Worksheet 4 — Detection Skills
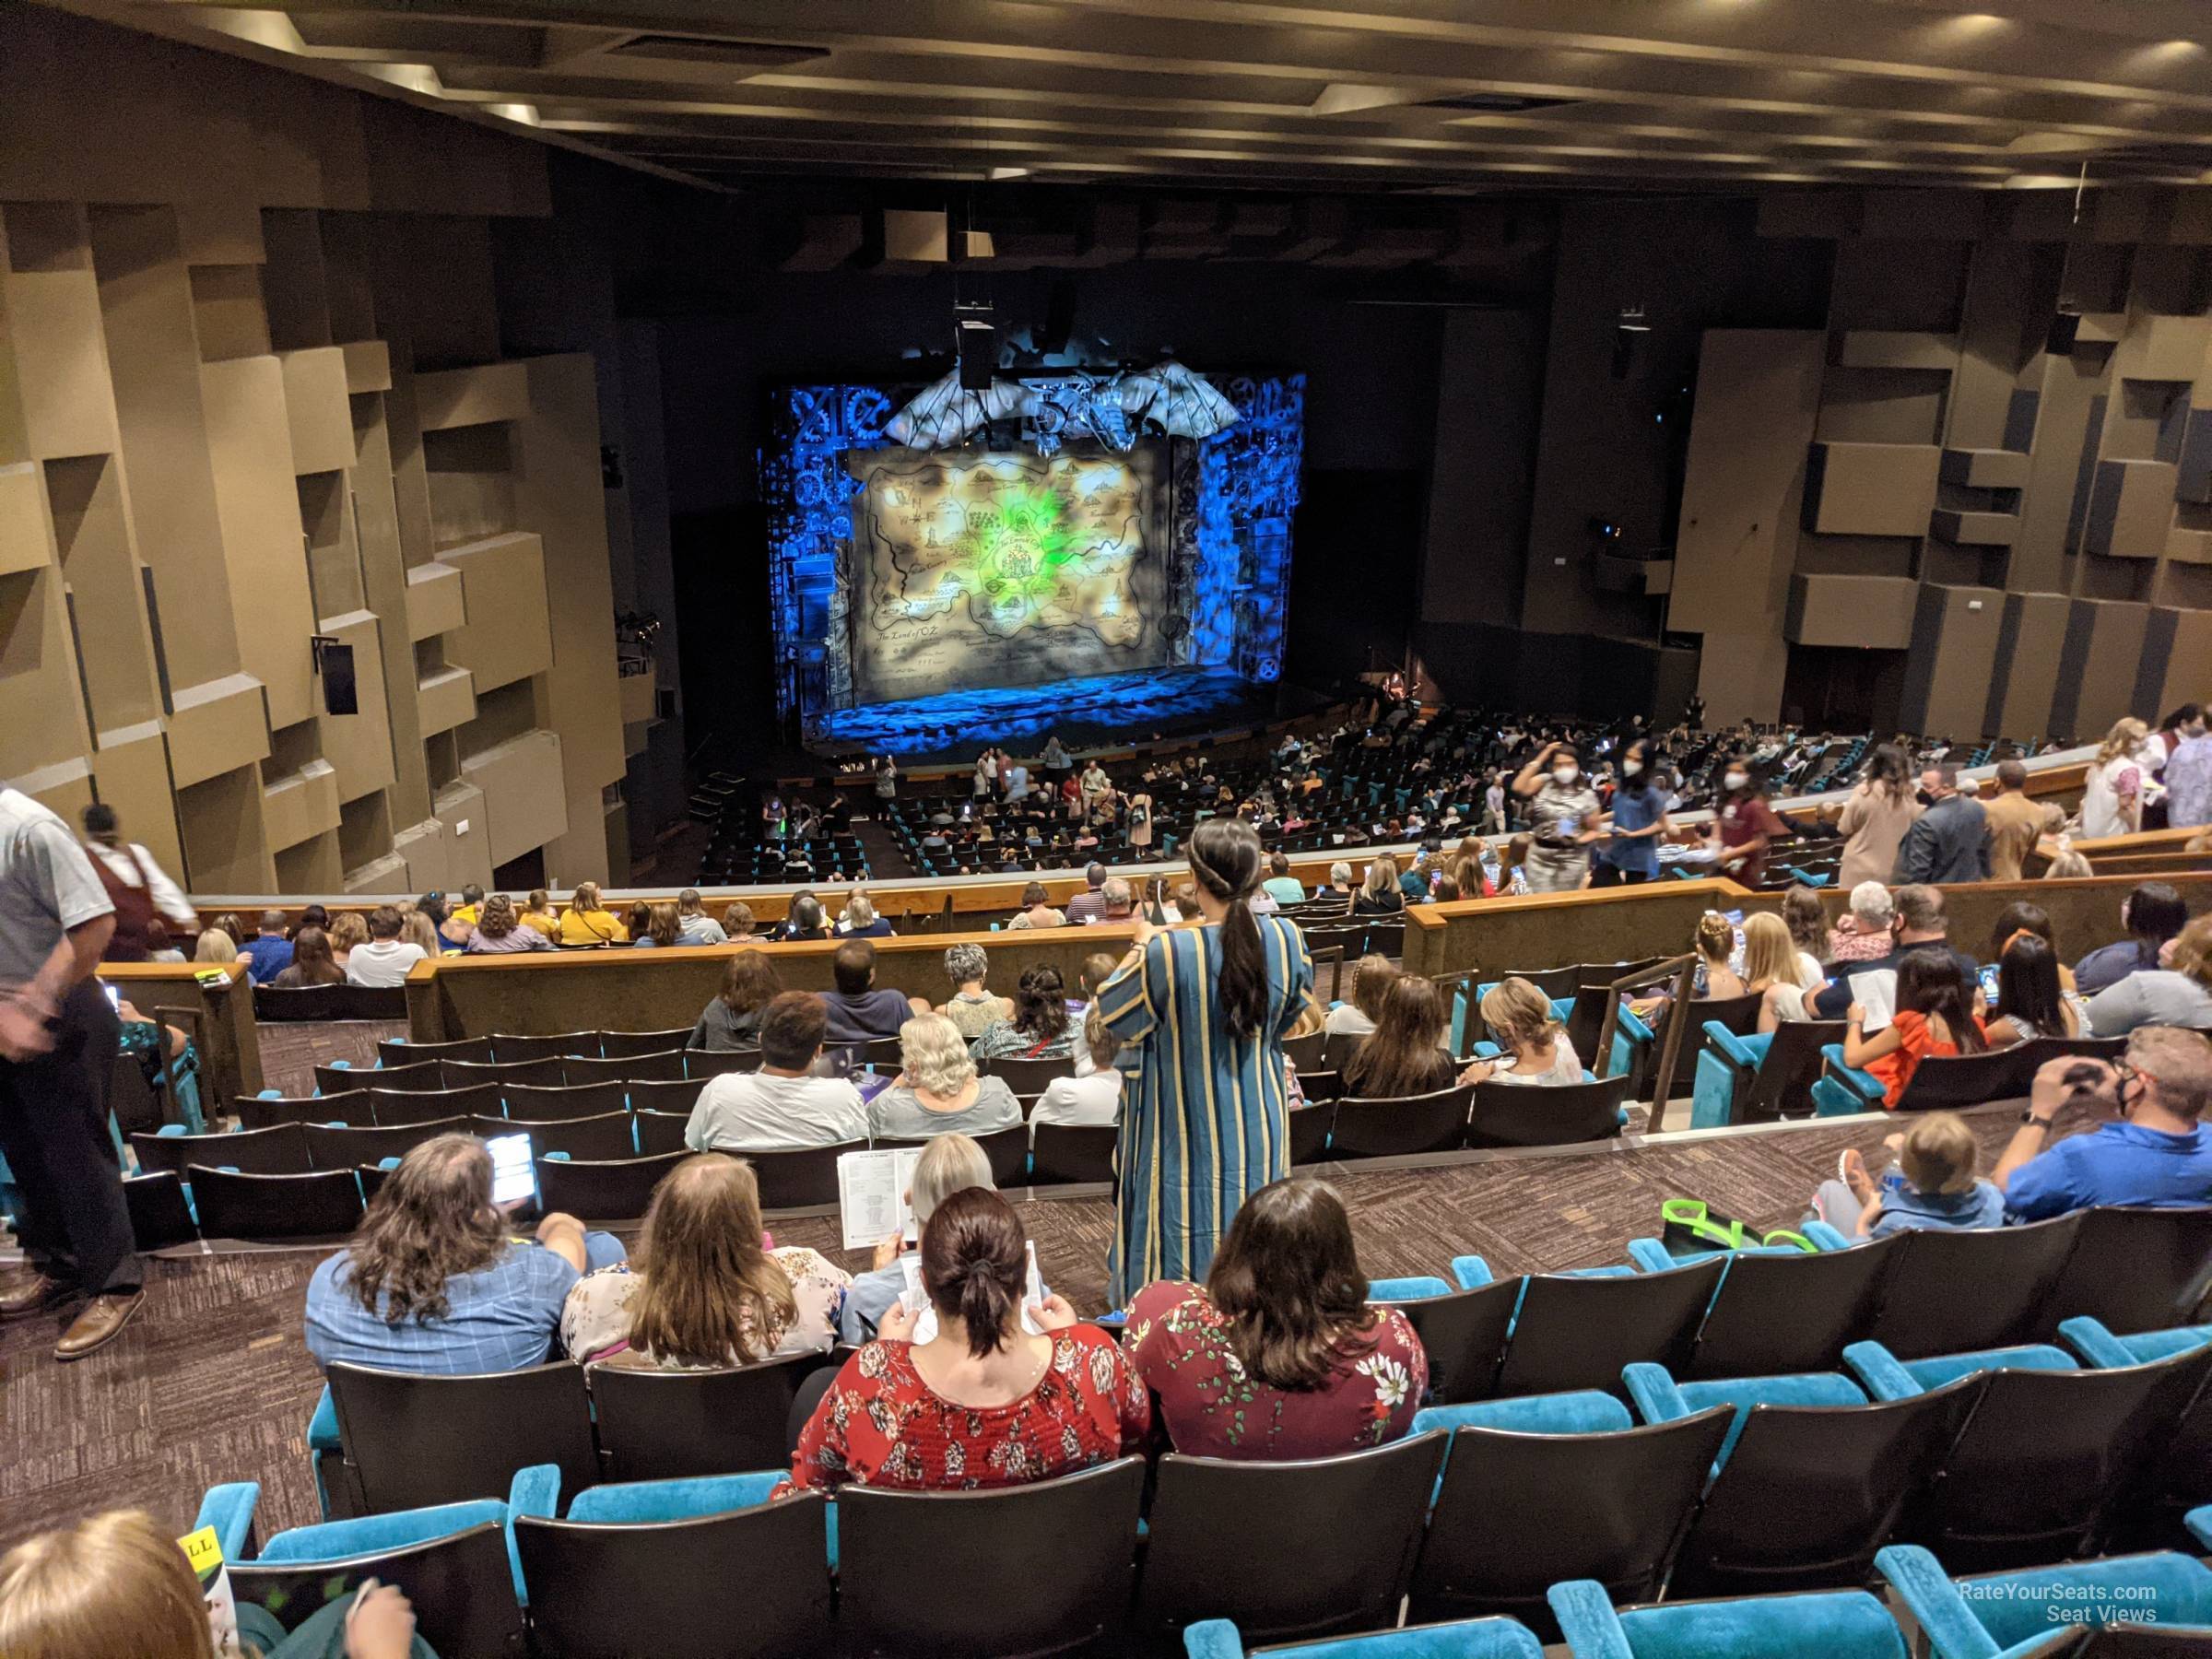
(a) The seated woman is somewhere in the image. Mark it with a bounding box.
[193,925,238,967]
[838,892,895,938]
[519,888,563,940]
[326,909,370,974]
[1351,857,1406,916]
[1810,1110,2004,1239]
[2084,914,2212,1036]
[270,924,347,987]
[690,949,781,1050]
[1690,912,1747,999]
[1459,977,1583,1087]
[1341,976,1456,1099]
[1986,933,2081,1045]
[0,1509,424,1659]
[784,1187,1144,1492]
[561,1154,847,1367]
[841,1134,993,1344]
[629,900,680,947]
[1826,881,1895,964]
[1841,948,1989,1109]
[721,901,761,944]
[934,941,1014,1039]
[462,893,556,955]
[558,880,629,946]
[971,965,1079,1061]
[1746,912,1820,1032]
[1324,955,1396,1037]
[870,1013,1025,1141]
[1004,880,1066,930]
[1032,1009,1124,1130]
[1127,1178,1426,1459]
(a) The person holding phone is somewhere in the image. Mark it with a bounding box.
[1994,1030,2212,1217]
[1512,740,1601,892]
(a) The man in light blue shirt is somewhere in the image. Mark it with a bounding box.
[1995,1029,2212,1221]
[2165,715,2212,830]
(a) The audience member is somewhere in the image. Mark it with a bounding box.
[345,905,427,988]
[689,949,781,1050]
[1807,884,1972,1019]
[676,888,728,946]
[326,909,369,971]
[1780,884,1830,968]
[1811,1112,2004,1239]
[2166,705,2212,830]
[463,893,555,955]
[1317,861,1355,910]
[840,1134,993,1344]
[1461,978,1583,1087]
[870,1013,1024,1140]
[558,881,629,946]
[1513,739,1601,891]
[785,1188,1137,1494]
[1981,759,2047,881]
[1127,1178,1426,1459]
[2044,848,2093,879]
[270,925,346,987]
[1006,880,1066,930]
[76,802,197,962]
[2075,882,2188,995]
[212,911,247,950]
[1689,911,1748,999]
[932,940,1015,1040]
[1100,875,1136,923]
[1990,900,2077,994]
[684,992,868,1151]
[972,964,1078,1060]
[837,892,895,938]
[2080,717,2159,840]
[823,938,912,1041]
[518,888,562,939]
[2085,914,2212,1035]
[304,1134,621,1372]
[400,908,445,959]
[1325,954,1396,1037]
[783,894,830,941]
[721,901,760,943]
[1070,950,1120,1077]
[194,926,239,966]
[1033,1009,1124,1130]
[1841,949,1988,1109]
[1987,933,2080,1043]
[1747,912,1819,1030]
[140,916,185,964]
[1261,851,1306,905]
[237,910,295,983]
[1830,743,1920,889]
[1341,975,1454,1099]
[1995,1029,2212,1216]
[1891,764,1989,884]
[1712,759,1791,886]
[1352,856,1406,915]
[561,1154,846,1367]
[1065,863,1111,924]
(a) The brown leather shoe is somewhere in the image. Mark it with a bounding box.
[0,1271,69,1318]
[54,1290,144,1361]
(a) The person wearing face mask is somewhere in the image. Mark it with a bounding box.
[1592,739,1674,888]
[1994,1028,2212,1218]
[1710,758,1790,887]
[1891,764,1990,885]
[1512,739,1602,892]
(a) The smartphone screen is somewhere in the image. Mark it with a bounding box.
[485,1133,535,1207]
[1978,965,2001,1004]
[102,982,121,1012]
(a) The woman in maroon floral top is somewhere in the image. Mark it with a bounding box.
[784,1188,1148,1493]
[1127,1178,1427,1459]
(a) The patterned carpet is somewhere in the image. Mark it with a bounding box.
[0,1078,2078,1551]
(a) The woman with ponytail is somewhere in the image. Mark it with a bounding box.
[782,1188,1147,1494]
[1098,817,1316,1303]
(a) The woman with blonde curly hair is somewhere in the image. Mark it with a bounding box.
[869,1012,1024,1140]
[2080,716,2160,840]
[1461,976,1583,1087]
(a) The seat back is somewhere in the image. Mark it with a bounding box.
[377,1035,492,1068]
[978,1053,1075,1096]
[371,1083,502,1126]
[597,1028,695,1058]
[229,1521,522,1659]
[238,1089,369,1131]
[490,1031,594,1062]
[1891,1048,2026,1112]
[445,1055,567,1090]
[835,1458,1144,1658]
[1649,993,1762,1105]
[682,1049,758,1080]
[1281,1030,1324,1072]
[188,1168,364,1240]
[1867,1213,2084,1359]
[747,1140,863,1209]
[1741,1019,1848,1122]
[500,1080,631,1121]
[626,1077,703,1117]
[632,1110,691,1157]
[327,1361,598,1514]
[124,1171,199,1249]
[1407,1409,1733,1637]
[591,1352,847,1482]
[1319,1030,1367,1074]
[1667,1378,1981,1599]
[564,1050,686,1085]
[1496,1258,1728,1398]
[481,1111,635,1162]
[1688,1237,1902,1379]
[1030,1124,1118,1185]
[1330,1084,1473,1159]
[302,1117,470,1172]
[1288,1103,1335,1165]
[535,1151,689,1224]
[2008,1035,2126,1089]
[1134,1435,1447,1648]
[130,1123,309,1179]
[2038,1206,2212,1338]
[319,1061,441,1096]
[254,984,406,1021]
[880,1126,1030,1187]
[1500,966,1581,1001]
[1376,1278,1519,1405]
[514,1491,832,1659]
[1467,1075,1628,1150]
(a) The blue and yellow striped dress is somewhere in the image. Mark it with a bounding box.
[1098,912,1314,1305]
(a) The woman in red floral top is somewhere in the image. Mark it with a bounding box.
[1127,1178,1427,1460]
[784,1188,1148,1493]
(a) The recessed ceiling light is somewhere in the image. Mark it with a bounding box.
[988,166,1030,181]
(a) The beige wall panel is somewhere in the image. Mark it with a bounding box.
[41,454,159,733]
[0,461,47,575]
[2153,610,2212,713]
[90,723,183,877]
[1930,509,2018,546]
[263,758,340,852]
[186,267,272,363]
[2171,525,2212,566]
[433,781,495,893]
[404,561,466,641]
[1986,593,2071,745]
[392,818,452,893]
[441,532,552,694]
[2081,460,2178,560]
[13,758,96,823]
[345,850,409,895]
[177,766,274,892]
[1947,242,2049,453]
[1836,332,1958,371]
[167,672,269,789]
[340,340,391,394]
[199,357,317,727]
[2115,316,2212,385]
[2014,350,2107,594]
[459,728,569,868]
[1941,449,2031,490]
[349,400,430,827]
[418,665,477,737]
[174,203,265,269]
[260,210,332,354]
[1785,572,1920,648]
[88,205,245,691]
[0,568,93,782]
[413,362,531,432]
[277,348,353,475]
[2055,600,2153,741]
[1670,330,1825,634]
[2,207,121,462]
[315,609,396,803]
[1694,629,1790,729]
[1900,583,2006,737]
[274,831,343,896]
[1806,441,1942,536]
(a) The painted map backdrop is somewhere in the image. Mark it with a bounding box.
[845,441,1170,705]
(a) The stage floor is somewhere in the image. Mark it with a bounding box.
[805,667,1328,764]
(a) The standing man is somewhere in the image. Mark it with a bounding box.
[0,787,143,1359]
[77,803,197,961]
[1980,759,2047,882]
[2165,709,2212,832]
[1891,765,1990,885]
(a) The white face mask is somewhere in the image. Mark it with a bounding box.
[1552,765,1579,785]
[1724,771,1748,791]
[1622,759,1642,777]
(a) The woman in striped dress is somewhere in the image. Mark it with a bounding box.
[1099,818,1314,1304]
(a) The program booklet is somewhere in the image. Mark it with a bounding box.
[898,1242,1045,1344]
[837,1146,924,1252]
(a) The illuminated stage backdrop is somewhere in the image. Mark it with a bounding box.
[761,372,1303,736]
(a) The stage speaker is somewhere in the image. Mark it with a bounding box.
[312,638,359,716]
[2047,310,2081,355]
[957,304,998,391]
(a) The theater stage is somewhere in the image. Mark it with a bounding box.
[803,665,1331,766]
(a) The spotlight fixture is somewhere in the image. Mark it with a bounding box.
[1612,304,1651,380]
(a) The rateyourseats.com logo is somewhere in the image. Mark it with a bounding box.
[1958,1579,2163,1623]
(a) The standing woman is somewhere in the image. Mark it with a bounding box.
[1126,785,1156,855]
[2080,718,2159,841]
[1593,738,1672,888]
[1099,817,1314,1304]
[1512,740,1601,892]
[873,754,899,806]
[1831,743,1920,890]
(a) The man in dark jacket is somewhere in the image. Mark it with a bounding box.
[1892,765,1990,885]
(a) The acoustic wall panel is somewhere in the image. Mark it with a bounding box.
[1900,583,2005,737]
[2052,599,2153,740]
[1804,441,1942,536]
[0,461,44,574]
[165,673,268,788]
[412,361,529,431]
[90,723,182,876]
[199,356,317,728]
[459,727,568,868]
[440,531,551,695]
[277,347,353,475]
[1785,572,1919,649]
[1,204,122,463]
[2081,459,2178,559]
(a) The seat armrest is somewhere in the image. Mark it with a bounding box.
[1624,1238,1676,1273]
[1702,1020,1762,1069]
[507,1463,560,1521]
[1182,1620,1247,1659]
[1368,1276,1452,1302]
[1450,1254,1493,1290]
[2186,1505,2212,1553]
[1843,1341,1923,1402]
[2056,1315,2138,1370]
[1874,1545,2005,1659]
[1622,1362,1689,1424]
[1547,1580,1636,1659]
[306,1385,340,1451]
[1820,1045,1884,1102]
[1803,1220,1853,1253]
[194,1482,260,1564]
